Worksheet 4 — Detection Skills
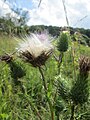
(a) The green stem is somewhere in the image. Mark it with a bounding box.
[39,67,54,120]
[70,102,75,120]
[58,62,60,74]
[71,47,76,82]
[57,113,60,120]
[58,52,63,74]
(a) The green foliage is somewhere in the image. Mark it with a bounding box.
[0,35,90,120]
[8,60,26,80]
[56,79,70,102]
[71,73,89,105]
[55,98,64,120]
[57,32,68,52]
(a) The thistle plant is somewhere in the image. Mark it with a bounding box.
[0,54,26,90]
[71,56,90,105]
[70,55,90,120]
[55,97,64,120]
[56,31,69,74]
[57,31,68,53]
[55,75,71,120]
[8,60,26,85]
[16,32,54,120]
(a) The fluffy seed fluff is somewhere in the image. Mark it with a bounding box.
[16,32,54,67]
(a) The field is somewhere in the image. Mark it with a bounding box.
[0,34,90,120]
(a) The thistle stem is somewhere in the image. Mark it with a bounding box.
[39,67,47,91]
[71,46,76,82]
[39,67,54,120]
[70,102,75,120]
[58,52,63,74]
[56,113,60,120]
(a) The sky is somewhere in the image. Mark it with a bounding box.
[0,0,90,28]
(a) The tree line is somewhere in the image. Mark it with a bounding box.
[0,16,90,46]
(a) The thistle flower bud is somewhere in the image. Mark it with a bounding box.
[79,55,90,74]
[9,61,26,80]
[57,32,68,52]
[17,32,54,67]
[0,54,12,63]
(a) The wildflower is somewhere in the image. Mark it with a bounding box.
[17,32,54,67]
[71,55,90,105]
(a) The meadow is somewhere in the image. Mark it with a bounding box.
[0,32,90,120]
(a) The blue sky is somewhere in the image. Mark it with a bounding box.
[13,0,34,9]
[0,0,90,28]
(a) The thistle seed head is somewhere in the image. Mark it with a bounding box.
[16,32,54,67]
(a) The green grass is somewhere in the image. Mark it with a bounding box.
[0,35,90,120]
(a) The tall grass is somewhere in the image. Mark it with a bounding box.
[0,34,90,120]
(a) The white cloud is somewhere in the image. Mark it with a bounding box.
[0,0,19,19]
[0,0,11,17]
[0,0,90,28]
[27,0,67,26]
[27,0,90,28]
